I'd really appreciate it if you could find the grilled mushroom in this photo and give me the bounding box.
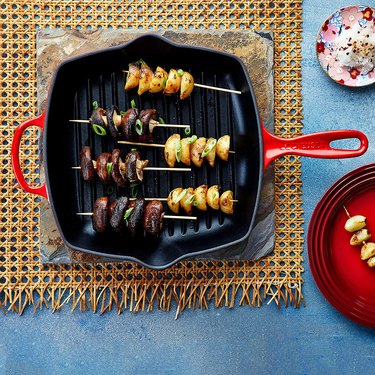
[106,105,122,138]
[89,107,108,128]
[138,109,158,143]
[93,196,109,233]
[122,108,139,142]
[127,198,145,237]
[96,152,112,184]
[110,196,129,233]
[111,149,127,187]
[143,200,164,236]
[80,146,95,181]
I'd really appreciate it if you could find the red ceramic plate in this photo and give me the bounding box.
[308,163,375,328]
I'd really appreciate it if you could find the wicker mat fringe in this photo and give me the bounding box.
[0,279,304,318]
[1,0,304,315]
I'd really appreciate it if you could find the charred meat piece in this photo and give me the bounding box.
[127,198,145,237]
[111,149,127,187]
[93,196,109,233]
[143,200,164,236]
[80,146,95,181]
[107,105,122,138]
[137,109,158,143]
[110,196,129,233]
[122,108,139,142]
[96,152,112,184]
[89,107,108,128]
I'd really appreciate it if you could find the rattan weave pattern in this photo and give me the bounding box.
[1,0,304,314]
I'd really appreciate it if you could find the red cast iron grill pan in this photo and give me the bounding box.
[11,34,368,269]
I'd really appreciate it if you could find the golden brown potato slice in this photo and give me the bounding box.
[367,257,375,267]
[164,134,180,168]
[164,69,181,95]
[180,187,194,216]
[180,138,191,166]
[180,71,194,100]
[361,242,375,260]
[207,185,220,210]
[220,190,234,215]
[125,64,141,90]
[138,63,154,95]
[149,66,168,94]
[204,138,217,167]
[167,188,183,214]
[193,185,208,211]
[190,137,206,167]
[216,135,230,161]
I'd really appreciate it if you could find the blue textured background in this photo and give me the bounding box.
[2,1,375,374]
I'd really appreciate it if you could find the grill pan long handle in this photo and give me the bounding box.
[11,111,48,200]
[262,127,368,170]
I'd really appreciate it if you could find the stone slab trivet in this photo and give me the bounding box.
[37,29,275,264]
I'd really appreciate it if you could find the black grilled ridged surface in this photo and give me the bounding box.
[44,35,261,267]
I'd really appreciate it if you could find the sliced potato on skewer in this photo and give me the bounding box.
[190,137,207,167]
[217,135,230,161]
[149,66,168,94]
[180,71,194,100]
[220,190,234,215]
[167,188,183,214]
[164,69,182,95]
[180,187,195,216]
[125,64,141,90]
[194,185,208,211]
[180,137,192,166]
[207,185,220,210]
[138,63,154,95]
[164,134,181,168]
[203,137,217,167]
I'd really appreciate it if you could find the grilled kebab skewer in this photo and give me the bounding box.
[124,62,242,100]
[75,147,191,187]
[79,196,197,236]
[70,102,190,140]
[119,134,234,168]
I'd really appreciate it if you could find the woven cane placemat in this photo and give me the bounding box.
[1,0,304,315]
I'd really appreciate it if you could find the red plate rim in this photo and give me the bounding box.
[308,163,375,328]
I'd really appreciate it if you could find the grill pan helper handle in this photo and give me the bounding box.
[11,111,48,199]
[262,127,368,170]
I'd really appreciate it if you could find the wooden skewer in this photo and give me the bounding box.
[71,166,191,172]
[69,118,190,131]
[123,70,242,95]
[118,140,236,154]
[76,212,197,220]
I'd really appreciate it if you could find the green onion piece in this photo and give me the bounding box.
[135,119,143,135]
[92,123,107,136]
[131,148,137,152]
[124,207,134,221]
[184,194,196,205]
[184,127,191,136]
[201,139,217,158]
[175,140,182,163]
[192,200,199,207]
[185,135,198,145]
[120,110,126,116]
[106,162,113,175]
[175,189,187,203]
[162,77,167,89]
[158,117,165,124]
[130,183,138,198]
[107,186,114,195]
[92,101,99,110]
[130,99,136,108]
[177,69,184,76]
[212,192,218,201]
